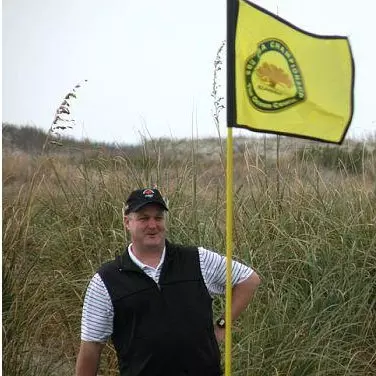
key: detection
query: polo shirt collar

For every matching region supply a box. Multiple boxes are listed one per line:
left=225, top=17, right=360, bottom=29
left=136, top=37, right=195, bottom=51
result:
left=127, top=243, right=166, bottom=271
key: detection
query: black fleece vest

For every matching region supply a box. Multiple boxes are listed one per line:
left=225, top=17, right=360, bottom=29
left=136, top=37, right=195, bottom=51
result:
left=97, top=241, right=221, bottom=376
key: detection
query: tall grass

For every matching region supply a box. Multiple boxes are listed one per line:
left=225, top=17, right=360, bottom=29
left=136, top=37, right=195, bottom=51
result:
left=2, top=135, right=376, bottom=375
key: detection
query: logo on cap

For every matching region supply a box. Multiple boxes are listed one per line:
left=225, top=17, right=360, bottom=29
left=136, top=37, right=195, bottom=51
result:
left=142, top=189, right=155, bottom=198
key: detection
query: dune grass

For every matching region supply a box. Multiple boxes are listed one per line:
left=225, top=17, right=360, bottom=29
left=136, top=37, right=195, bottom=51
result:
left=2, top=136, right=376, bottom=375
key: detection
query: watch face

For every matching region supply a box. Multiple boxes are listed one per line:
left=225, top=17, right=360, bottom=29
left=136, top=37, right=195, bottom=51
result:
left=217, top=318, right=225, bottom=328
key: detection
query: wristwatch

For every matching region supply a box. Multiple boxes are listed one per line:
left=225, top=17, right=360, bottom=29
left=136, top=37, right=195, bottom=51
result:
left=216, top=317, right=225, bottom=329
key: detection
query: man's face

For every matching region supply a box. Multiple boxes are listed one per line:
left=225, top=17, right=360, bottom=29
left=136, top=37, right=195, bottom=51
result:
left=124, top=204, right=166, bottom=250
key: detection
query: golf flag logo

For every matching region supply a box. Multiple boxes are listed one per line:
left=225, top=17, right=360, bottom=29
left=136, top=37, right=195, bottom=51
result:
left=245, top=38, right=306, bottom=112
left=233, top=0, right=354, bottom=144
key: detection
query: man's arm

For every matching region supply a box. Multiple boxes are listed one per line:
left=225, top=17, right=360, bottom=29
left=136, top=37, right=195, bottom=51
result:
left=77, top=273, right=113, bottom=375
left=76, top=341, right=105, bottom=376
left=215, top=272, right=261, bottom=342
left=231, top=271, right=261, bottom=320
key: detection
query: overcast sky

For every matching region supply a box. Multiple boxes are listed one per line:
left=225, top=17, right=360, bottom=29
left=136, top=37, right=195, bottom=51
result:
left=3, top=0, right=375, bottom=144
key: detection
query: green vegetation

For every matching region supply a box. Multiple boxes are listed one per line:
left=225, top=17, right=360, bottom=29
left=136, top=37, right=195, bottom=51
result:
left=297, top=143, right=375, bottom=175
left=3, top=124, right=376, bottom=375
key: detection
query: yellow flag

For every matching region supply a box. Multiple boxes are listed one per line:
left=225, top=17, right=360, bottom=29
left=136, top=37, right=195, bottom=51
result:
left=233, top=0, right=354, bottom=144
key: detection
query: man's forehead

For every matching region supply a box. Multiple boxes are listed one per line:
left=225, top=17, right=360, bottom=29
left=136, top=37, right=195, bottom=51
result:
left=133, top=204, right=165, bottom=216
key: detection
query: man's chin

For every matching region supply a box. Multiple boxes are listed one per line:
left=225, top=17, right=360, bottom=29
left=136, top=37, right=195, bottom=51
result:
left=144, top=236, right=164, bottom=248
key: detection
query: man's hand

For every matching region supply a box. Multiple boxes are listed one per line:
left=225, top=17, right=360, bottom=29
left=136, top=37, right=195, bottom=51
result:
left=214, top=325, right=225, bottom=343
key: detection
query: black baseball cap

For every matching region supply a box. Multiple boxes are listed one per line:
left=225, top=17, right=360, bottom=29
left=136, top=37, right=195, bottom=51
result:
left=124, top=188, right=168, bottom=214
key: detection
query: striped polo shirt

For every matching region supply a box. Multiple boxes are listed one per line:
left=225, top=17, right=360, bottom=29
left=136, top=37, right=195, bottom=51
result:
left=81, top=245, right=253, bottom=342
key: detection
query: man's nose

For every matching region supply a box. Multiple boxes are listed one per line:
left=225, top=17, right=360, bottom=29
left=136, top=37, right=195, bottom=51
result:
left=146, top=218, right=157, bottom=227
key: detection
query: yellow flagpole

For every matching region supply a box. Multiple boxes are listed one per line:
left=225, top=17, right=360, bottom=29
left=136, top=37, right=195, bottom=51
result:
left=225, top=0, right=237, bottom=372
left=225, top=126, right=234, bottom=376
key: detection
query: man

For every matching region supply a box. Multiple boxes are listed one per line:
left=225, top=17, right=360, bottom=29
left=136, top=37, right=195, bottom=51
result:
left=76, top=188, right=260, bottom=376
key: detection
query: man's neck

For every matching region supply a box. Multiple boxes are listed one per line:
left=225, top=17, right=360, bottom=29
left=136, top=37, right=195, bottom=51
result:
left=130, top=244, right=164, bottom=269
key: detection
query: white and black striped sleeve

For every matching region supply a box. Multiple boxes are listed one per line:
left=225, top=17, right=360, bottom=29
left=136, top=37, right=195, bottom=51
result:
left=81, top=273, right=114, bottom=342
left=198, top=247, right=253, bottom=296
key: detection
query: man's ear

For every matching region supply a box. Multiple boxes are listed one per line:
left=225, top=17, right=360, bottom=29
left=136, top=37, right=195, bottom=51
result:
left=123, top=215, right=130, bottom=230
